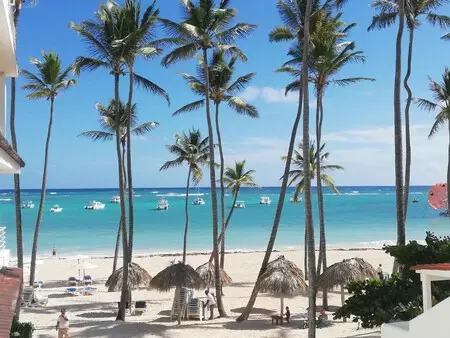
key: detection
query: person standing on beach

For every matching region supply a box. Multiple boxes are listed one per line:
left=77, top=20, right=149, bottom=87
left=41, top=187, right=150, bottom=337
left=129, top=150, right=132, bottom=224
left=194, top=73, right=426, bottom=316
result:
left=56, top=308, right=69, bottom=338
left=203, top=290, right=216, bottom=320
left=52, top=247, right=57, bottom=257
left=377, top=264, right=383, bottom=280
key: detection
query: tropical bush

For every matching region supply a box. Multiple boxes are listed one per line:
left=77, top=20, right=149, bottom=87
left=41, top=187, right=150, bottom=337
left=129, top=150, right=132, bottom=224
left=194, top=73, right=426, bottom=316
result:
left=334, top=232, right=450, bottom=328
left=10, top=317, right=34, bottom=338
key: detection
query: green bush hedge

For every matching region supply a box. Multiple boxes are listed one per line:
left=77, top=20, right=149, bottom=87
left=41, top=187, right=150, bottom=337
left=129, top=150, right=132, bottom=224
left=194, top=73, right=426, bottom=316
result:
left=10, top=317, right=34, bottom=338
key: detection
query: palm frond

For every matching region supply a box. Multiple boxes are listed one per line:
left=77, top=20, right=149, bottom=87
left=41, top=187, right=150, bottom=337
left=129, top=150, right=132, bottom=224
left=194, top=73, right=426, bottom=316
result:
left=332, top=77, right=376, bottom=87
left=173, top=100, right=205, bottom=116
left=133, top=72, right=170, bottom=105
left=269, top=26, right=295, bottom=42
left=78, top=130, right=114, bottom=141
left=132, top=122, right=159, bottom=136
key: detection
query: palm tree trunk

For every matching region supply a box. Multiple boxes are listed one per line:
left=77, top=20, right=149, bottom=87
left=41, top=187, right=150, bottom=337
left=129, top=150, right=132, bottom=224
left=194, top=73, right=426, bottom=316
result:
left=316, top=91, right=328, bottom=309
left=300, top=0, right=316, bottom=336
left=114, top=72, right=130, bottom=322
left=214, top=103, right=226, bottom=269
left=394, top=0, right=406, bottom=245
left=29, top=97, right=55, bottom=286
left=126, top=69, right=135, bottom=262
left=183, top=168, right=191, bottom=264
left=113, top=143, right=127, bottom=273
left=209, top=189, right=239, bottom=264
left=11, top=2, right=23, bottom=317
left=202, top=48, right=226, bottom=317
left=236, top=31, right=307, bottom=321
left=304, top=223, right=308, bottom=280
left=403, top=27, right=414, bottom=220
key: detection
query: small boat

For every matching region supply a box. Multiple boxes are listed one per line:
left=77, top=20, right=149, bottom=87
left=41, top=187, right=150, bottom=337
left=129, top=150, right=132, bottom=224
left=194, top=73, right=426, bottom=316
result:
left=290, top=196, right=302, bottom=203
left=234, top=201, right=246, bottom=208
left=193, top=197, right=205, bottom=205
left=412, top=198, right=419, bottom=203
left=22, top=200, right=34, bottom=209
left=50, top=205, right=63, bottom=213
left=157, top=198, right=169, bottom=210
left=110, top=196, right=120, bottom=204
left=84, top=200, right=105, bottom=210
left=260, top=195, right=271, bottom=205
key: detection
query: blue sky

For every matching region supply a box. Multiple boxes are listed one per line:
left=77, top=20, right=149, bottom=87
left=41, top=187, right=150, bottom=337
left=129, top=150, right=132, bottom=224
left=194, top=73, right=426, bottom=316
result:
left=1, top=0, right=450, bottom=189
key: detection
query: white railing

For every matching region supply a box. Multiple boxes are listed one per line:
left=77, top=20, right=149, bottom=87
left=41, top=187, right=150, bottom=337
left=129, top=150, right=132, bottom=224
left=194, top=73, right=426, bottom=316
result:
left=0, top=227, right=5, bottom=251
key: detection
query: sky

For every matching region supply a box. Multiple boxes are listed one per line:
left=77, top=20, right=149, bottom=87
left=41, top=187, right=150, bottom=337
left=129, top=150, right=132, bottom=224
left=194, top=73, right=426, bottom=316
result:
left=1, top=0, right=450, bottom=189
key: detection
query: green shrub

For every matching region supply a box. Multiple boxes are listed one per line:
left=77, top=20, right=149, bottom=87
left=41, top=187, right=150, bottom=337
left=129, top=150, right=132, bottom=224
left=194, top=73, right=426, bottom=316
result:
left=10, top=317, right=34, bottom=338
left=334, top=275, right=422, bottom=328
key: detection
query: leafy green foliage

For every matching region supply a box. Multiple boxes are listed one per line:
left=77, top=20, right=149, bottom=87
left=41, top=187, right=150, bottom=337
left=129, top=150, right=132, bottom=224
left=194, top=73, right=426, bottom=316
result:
left=334, top=275, right=422, bottom=328
left=10, top=317, right=34, bottom=338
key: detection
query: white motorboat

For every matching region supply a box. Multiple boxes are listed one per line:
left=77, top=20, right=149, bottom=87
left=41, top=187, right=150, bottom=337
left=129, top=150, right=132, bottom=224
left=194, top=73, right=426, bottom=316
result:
left=234, top=201, right=246, bottom=208
left=110, top=195, right=120, bottom=203
left=193, top=197, right=205, bottom=205
left=157, top=198, right=169, bottom=210
left=22, top=200, right=34, bottom=209
left=50, top=205, right=63, bottom=213
left=260, top=195, right=271, bottom=205
left=84, top=200, right=105, bottom=210
left=290, top=196, right=302, bottom=203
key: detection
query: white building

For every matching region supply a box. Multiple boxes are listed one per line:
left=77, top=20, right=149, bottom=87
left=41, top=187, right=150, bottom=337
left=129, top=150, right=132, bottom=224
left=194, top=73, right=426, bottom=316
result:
left=0, top=0, right=26, bottom=267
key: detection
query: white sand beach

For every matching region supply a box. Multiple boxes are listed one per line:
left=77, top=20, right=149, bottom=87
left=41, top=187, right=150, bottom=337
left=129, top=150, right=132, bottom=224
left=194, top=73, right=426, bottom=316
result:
left=20, top=248, right=391, bottom=338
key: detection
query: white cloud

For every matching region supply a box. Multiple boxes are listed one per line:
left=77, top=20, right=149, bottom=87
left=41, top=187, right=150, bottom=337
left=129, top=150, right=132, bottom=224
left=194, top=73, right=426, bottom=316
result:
left=223, top=124, right=448, bottom=186
left=242, top=86, right=299, bottom=103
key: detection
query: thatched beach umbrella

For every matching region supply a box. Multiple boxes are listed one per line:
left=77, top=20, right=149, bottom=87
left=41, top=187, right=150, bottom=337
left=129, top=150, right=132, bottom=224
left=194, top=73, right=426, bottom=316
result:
left=150, top=262, right=205, bottom=324
left=105, top=262, right=152, bottom=292
left=318, top=257, right=376, bottom=308
left=196, top=262, right=232, bottom=288
left=257, top=255, right=307, bottom=318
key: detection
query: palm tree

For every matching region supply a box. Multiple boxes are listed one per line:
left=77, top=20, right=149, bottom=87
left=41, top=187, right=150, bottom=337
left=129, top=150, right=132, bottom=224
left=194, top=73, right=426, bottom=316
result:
left=160, top=129, right=210, bottom=264
left=21, top=51, right=76, bottom=286
left=368, top=0, right=450, bottom=222
left=71, top=3, right=132, bottom=320
left=208, top=160, right=259, bottom=264
left=279, top=15, right=373, bottom=307
left=120, top=0, right=169, bottom=262
left=174, top=51, right=258, bottom=269
left=161, top=0, right=256, bottom=317
left=416, top=69, right=450, bottom=211
left=238, top=0, right=316, bottom=322
left=79, top=99, right=159, bottom=272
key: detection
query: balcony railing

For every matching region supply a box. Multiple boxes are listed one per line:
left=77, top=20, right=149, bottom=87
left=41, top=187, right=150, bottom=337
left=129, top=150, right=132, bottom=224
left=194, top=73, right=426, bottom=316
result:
left=0, top=227, right=5, bottom=251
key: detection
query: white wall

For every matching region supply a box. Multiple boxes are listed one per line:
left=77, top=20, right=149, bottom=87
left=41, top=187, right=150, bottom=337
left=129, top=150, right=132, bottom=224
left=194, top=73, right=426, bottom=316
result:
left=0, top=75, right=5, bottom=136
left=0, top=248, right=10, bottom=267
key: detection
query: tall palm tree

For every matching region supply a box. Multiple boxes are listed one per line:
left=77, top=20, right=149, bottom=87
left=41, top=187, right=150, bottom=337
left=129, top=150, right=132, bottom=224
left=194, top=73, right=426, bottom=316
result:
left=416, top=69, right=450, bottom=209
left=120, top=0, right=169, bottom=262
left=161, top=0, right=255, bottom=317
left=279, top=15, right=373, bottom=307
left=368, top=0, right=450, bottom=220
left=208, top=160, right=259, bottom=264
left=79, top=100, right=159, bottom=272
left=71, top=3, right=133, bottom=320
left=21, top=51, right=76, bottom=286
left=160, top=129, right=210, bottom=264
left=174, top=51, right=258, bottom=269
left=238, top=0, right=316, bottom=322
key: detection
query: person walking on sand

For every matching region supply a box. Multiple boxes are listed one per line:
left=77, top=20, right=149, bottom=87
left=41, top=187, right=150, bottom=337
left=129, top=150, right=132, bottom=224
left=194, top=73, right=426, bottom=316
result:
left=56, top=308, right=69, bottom=338
left=52, top=247, right=57, bottom=257
left=203, top=289, right=216, bottom=320
left=377, top=264, right=384, bottom=280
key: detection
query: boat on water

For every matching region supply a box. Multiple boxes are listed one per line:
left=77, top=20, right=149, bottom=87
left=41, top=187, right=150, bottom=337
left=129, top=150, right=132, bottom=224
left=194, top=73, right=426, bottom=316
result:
left=412, top=198, right=419, bottom=203
left=50, top=205, right=63, bottom=213
left=157, top=198, right=169, bottom=210
left=260, top=195, right=271, bottom=205
left=110, top=196, right=120, bottom=203
left=22, top=200, right=34, bottom=209
left=193, top=197, right=205, bottom=206
left=290, top=196, right=302, bottom=203
left=84, top=200, right=105, bottom=210
left=234, top=201, right=246, bottom=208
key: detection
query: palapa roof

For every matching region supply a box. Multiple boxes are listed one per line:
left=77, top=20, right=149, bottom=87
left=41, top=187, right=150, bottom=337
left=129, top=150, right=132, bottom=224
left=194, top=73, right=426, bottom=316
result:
left=105, top=262, right=152, bottom=292
left=150, top=262, right=204, bottom=292
left=195, top=262, right=233, bottom=287
left=318, top=257, right=377, bottom=290
left=0, top=267, right=22, bottom=338
left=257, top=255, right=307, bottom=298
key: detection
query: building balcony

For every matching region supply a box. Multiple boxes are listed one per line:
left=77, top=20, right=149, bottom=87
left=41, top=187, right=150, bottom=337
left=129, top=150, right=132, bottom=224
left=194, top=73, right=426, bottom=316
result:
left=0, top=0, right=17, bottom=77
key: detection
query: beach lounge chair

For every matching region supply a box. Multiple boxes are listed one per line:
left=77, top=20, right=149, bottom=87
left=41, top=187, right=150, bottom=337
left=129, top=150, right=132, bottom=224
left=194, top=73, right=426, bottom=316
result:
left=171, top=287, right=189, bottom=320
left=187, top=298, right=203, bottom=321
left=21, top=286, right=34, bottom=307
left=33, top=280, right=44, bottom=288
left=66, top=287, right=80, bottom=296
left=83, top=275, right=93, bottom=285
left=132, top=301, right=147, bottom=315
left=67, top=277, right=79, bottom=286
left=33, top=292, right=48, bottom=307
left=82, top=287, right=97, bottom=296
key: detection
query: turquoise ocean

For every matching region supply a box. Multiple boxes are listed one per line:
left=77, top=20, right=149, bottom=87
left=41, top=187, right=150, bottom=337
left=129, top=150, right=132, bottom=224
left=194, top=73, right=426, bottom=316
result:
left=0, top=186, right=447, bottom=258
